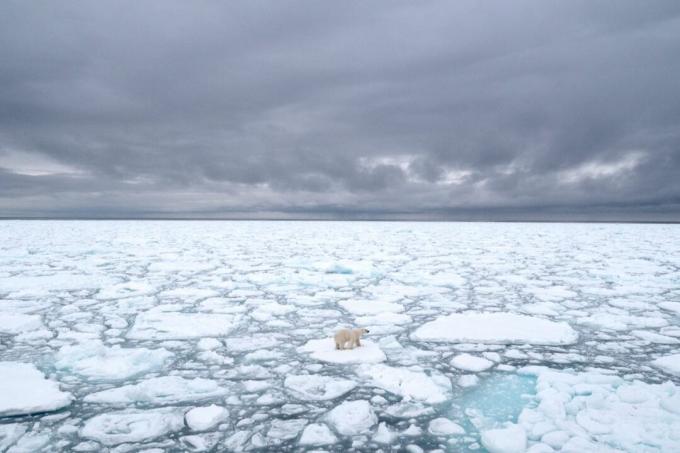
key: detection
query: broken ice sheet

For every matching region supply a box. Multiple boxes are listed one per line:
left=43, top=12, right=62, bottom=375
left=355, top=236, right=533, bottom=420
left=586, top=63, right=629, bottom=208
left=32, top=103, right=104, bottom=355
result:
left=1, top=220, right=680, bottom=452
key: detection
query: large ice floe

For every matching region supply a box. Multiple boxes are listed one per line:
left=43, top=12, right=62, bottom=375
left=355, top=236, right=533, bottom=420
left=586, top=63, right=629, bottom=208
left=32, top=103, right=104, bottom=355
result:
left=1, top=220, right=680, bottom=452
left=412, top=312, right=579, bottom=345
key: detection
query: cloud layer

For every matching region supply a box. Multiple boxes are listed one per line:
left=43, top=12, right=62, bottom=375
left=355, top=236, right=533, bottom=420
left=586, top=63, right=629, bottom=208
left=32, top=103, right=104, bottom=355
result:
left=1, top=1, right=679, bottom=220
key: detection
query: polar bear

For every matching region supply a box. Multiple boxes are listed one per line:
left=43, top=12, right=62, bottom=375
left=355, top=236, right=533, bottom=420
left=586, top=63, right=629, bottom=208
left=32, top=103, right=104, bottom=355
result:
left=334, top=328, right=370, bottom=350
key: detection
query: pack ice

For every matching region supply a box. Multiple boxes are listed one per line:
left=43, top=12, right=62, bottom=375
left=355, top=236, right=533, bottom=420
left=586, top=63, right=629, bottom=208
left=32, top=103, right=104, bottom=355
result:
left=1, top=220, right=680, bottom=452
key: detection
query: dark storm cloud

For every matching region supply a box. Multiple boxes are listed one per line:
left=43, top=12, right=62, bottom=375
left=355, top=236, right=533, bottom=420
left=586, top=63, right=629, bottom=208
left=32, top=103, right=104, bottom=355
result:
left=1, top=0, right=680, bottom=220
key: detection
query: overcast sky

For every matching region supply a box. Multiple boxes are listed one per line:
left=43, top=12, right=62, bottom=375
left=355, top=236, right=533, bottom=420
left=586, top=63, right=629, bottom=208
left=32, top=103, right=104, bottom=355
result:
left=1, top=1, right=679, bottom=220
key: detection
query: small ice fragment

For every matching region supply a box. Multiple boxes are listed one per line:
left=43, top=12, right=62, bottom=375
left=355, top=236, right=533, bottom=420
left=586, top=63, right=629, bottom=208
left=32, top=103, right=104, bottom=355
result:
left=451, top=353, right=494, bottom=372
left=299, top=423, right=337, bottom=446
left=480, top=423, right=527, bottom=453
left=428, top=418, right=465, bottom=436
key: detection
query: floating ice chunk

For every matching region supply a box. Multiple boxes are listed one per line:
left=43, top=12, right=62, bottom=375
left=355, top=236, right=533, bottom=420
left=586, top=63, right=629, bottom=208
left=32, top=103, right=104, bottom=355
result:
left=1, top=273, right=117, bottom=293
left=355, top=312, right=412, bottom=326
left=577, top=313, right=667, bottom=331
left=412, top=313, right=578, bottom=345
left=225, top=335, right=281, bottom=352
left=55, top=341, right=173, bottom=380
left=0, top=313, right=43, bottom=335
left=0, top=424, right=27, bottom=451
left=480, top=423, right=526, bottom=453
left=659, top=302, right=680, bottom=314
left=458, top=374, right=480, bottom=387
left=632, top=330, right=679, bottom=344
left=325, top=400, right=377, bottom=435
left=401, top=424, right=422, bottom=436
left=373, top=422, right=396, bottom=444
left=357, top=364, right=451, bottom=404
left=519, top=366, right=680, bottom=451
left=266, top=419, right=308, bottom=444
left=299, top=423, right=337, bottom=446
left=384, top=401, right=434, bottom=418
left=96, top=281, right=156, bottom=300
left=284, top=375, right=357, bottom=401
left=184, top=405, right=229, bottom=431
left=181, top=433, right=222, bottom=452
left=0, top=362, right=72, bottom=416
left=428, top=418, right=465, bottom=436
left=127, top=312, right=237, bottom=339
left=299, top=338, right=386, bottom=364
left=651, top=353, right=680, bottom=376
left=197, top=338, right=222, bottom=350
left=244, top=349, right=283, bottom=362
left=451, top=353, right=494, bottom=372
left=80, top=407, right=184, bottom=446
left=339, top=299, right=404, bottom=315
left=84, top=376, right=228, bottom=405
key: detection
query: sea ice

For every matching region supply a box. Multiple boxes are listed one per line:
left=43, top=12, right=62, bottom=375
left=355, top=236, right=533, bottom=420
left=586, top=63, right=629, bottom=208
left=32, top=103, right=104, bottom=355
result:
left=517, top=366, right=680, bottom=451
left=0, top=313, right=43, bottom=335
left=339, top=299, right=404, bottom=315
left=127, top=312, right=238, bottom=340
left=79, top=407, right=184, bottom=446
left=0, top=362, right=73, bottom=416
left=184, top=405, right=229, bottom=431
left=299, top=423, right=337, bottom=445
left=651, top=353, right=680, bottom=376
left=428, top=418, right=465, bottom=436
left=299, top=338, right=386, bottom=364
left=84, top=376, right=228, bottom=405
left=481, top=423, right=527, bottom=453
left=55, top=341, right=173, bottom=380
left=325, top=400, right=377, bottom=435
left=412, top=312, right=579, bottom=345
left=284, top=375, right=357, bottom=401
left=451, top=353, right=495, bottom=372
left=357, top=364, right=451, bottom=404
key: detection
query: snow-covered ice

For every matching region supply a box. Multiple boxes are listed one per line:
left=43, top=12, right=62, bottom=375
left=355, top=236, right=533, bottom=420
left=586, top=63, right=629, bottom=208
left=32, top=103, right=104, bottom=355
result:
left=299, top=338, right=386, bottom=363
left=357, top=364, right=452, bottom=404
left=0, top=362, right=73, bottom=416
left=84, top=376, right=228, bottom=405
left=412, top=312, right=579, bottom=345
left=184, top=405, right=229, bottom=431
left=55, top=341, right=173, bottom=380
left=284, top=375, right=357, bottom=401
left=651, top=353, right=680, bottom=376
left=79, top=407, right=184, bottom=446
left=126, top=311, right=238, bottom=339
left=451, top=353, right=495, bottom=372
left=325, top=400, right=377, bottom=435
left=1, top=220, right=680, bottom=452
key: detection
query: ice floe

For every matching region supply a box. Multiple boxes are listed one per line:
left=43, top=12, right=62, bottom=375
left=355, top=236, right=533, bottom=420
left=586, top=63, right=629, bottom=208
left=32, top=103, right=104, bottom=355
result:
left=79, top=407, right=184, bottom=446
left=451, top=353, right=495, bottom=372
left=299, top=338, right=386, bottom=363
left=299, top=423, right=337, bottom=445
left=412, top=312, right=579, bottom=345
left=357, top=364, right=451, bottom=404
left=0, top=362, right=73, bottom=416
left=84, top=376, right=228, bottom=405
left=428, top=418, right=465, bottom=436
left=184, top=405, right=229, bottom=431
left=325, top=400, right=377, bottom=435
left=55, top=341, right=173, bottom=380
left=127, top=311, right=238, bottom=340
left=284, top=374, right=357, bottom=401
left=651, top=353, right=680, bottom=376
left=0, top=313, right=43, bottom=335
